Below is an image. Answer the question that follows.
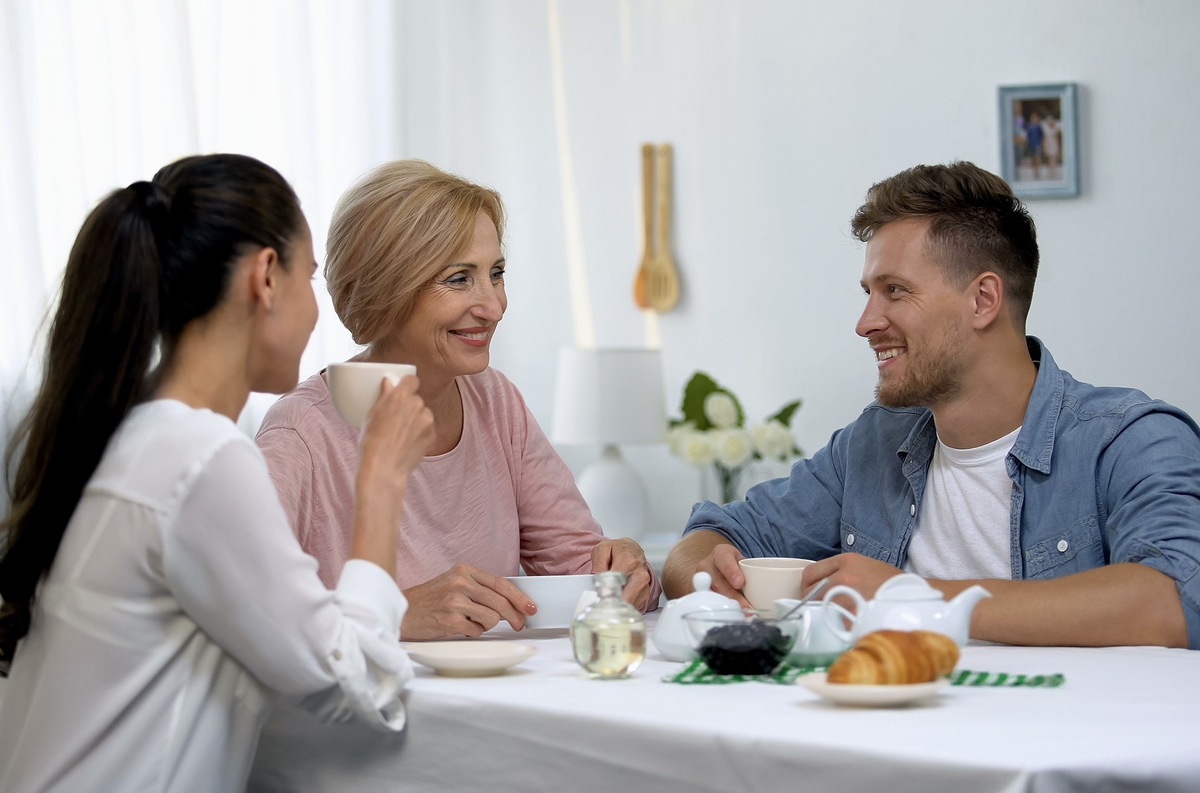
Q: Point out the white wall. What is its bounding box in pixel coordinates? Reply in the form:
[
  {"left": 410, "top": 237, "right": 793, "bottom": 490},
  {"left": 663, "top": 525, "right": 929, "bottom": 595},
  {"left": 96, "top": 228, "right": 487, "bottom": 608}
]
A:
[
  {"left": 5, "top": 1, "right": 1198, "bottom": 539},
  {"left": 390, "top": 0, "right": 1200, "bottom": 537}
]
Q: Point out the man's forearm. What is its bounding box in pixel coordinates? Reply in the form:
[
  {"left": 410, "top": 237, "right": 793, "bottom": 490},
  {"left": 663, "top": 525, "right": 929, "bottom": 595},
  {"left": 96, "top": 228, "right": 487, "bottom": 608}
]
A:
[
  {"left": 663, "top": 530, "right": 732, "bottom": 598},
  {"left": 932, "top": 563, "right": 1188, "bottom": 648}
]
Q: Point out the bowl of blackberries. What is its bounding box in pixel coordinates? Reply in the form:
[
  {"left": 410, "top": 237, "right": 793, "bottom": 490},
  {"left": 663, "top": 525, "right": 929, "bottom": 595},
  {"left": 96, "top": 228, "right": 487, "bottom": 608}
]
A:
[{"left": 682, "top": 609, "right": 801, "bottom": 675}]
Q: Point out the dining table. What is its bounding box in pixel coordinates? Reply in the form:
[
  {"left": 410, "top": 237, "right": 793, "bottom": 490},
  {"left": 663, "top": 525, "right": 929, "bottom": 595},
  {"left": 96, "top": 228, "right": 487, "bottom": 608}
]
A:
[{"left": 246, "top": 612, "right": 1200, "bottom": 793}]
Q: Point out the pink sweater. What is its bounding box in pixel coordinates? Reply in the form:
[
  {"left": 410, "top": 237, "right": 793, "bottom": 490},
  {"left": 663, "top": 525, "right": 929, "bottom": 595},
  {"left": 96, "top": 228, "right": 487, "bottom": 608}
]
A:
[{"left": 256, "top": 367, "right": 661, "bottom": 608}]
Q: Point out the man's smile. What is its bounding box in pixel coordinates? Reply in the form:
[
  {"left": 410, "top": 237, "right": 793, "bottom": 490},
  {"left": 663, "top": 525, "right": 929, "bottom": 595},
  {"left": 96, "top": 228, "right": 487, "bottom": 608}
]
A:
[{"left": 873, "top": 346, "right": 906, "bottom": 367}]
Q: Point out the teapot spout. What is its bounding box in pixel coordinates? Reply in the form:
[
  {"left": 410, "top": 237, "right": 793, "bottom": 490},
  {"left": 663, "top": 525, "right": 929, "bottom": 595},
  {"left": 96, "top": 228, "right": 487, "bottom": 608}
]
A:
[
  {"left": 951, "top": 585, "right": 992, "bottom": 610},
  {"left": 945, "top": 585, "right": 992, "bottom": 644}
]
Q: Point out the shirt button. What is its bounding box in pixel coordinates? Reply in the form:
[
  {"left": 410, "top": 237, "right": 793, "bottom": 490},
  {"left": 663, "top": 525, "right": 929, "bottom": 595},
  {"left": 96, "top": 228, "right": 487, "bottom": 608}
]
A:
[
  {"left": 910, "top": 504, "right": 916, "bottom": 516},
  {"left": 1057, "top": 539, "right": 1069, "bottom": 553},
  {"left": 846, "top": 533, "right": 856, "bottom": 547},
  {"left": 332, "top": 650, "right": 344, "bottom": 661}
]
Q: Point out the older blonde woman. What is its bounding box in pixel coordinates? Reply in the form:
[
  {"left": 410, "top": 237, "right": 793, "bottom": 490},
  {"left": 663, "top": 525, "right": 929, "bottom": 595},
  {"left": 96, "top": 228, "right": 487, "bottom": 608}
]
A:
[{"left": 257, "top": 160, "right": 660, "bottom": 640}]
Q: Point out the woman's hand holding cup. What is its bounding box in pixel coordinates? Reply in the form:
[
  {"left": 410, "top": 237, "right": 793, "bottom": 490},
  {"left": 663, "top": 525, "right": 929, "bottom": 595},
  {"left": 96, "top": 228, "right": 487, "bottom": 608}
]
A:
[
  {"left": 359, "top": 374, "right": 434, "bottom": 484},
  {"left": 349, "top": 373, "right": 434, "bottom": 575}
]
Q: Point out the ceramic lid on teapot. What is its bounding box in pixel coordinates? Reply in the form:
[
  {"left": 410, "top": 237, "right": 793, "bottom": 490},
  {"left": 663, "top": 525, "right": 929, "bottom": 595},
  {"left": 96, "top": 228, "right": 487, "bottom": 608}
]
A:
[
  {"left": 875, "top": 573, "right": 943, "bottom": 602},
  {"left": 674, "top": 572, "right": 742, "bottom": 611}
]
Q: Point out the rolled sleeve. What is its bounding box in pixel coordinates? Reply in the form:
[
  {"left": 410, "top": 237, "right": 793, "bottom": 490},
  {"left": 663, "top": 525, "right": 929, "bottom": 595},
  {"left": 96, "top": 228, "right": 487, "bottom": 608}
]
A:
[
  {"left": 308, "top": 561, "right": 413, "bottom": 731},
  {"left": 1100, "top": 408, "right": 1200, "bottom": 649},
  {"left": 1135, "top": 545, "right": 1200, "bottom": 649}
]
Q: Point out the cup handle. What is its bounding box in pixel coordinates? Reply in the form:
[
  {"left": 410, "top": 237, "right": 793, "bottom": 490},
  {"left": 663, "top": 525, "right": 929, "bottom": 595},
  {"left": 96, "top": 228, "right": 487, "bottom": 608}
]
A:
[{"left": 822, "top": 585, "right": 866, "bottom": 644}]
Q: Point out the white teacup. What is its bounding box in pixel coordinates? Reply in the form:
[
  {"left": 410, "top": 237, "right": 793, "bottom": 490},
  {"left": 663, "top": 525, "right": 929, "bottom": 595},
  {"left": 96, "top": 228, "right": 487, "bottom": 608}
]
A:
[
  {"left": 503, "top": 574, "right": 594, "bottom": 630},
  {"left": 774, "top": 597, "right": 853, "bottom": 667},
  {"left": 327, "top": 362, "right": 416, "bottom": 428},
  {"left": 738, "top": 557, "right": 814, "bottom": 612}
]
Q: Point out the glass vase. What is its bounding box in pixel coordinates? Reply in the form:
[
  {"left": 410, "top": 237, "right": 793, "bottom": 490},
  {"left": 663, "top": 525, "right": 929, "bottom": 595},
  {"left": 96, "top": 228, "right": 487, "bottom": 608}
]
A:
[{"left": 702, "top": 462, "right": 746, "bottom": 504}]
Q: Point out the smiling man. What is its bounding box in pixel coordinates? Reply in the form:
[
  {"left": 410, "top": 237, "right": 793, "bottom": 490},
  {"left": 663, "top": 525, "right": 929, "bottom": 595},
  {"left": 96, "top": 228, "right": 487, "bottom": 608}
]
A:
[{"left": 664, "top": 161, "right": 1200, "bottom": 649}]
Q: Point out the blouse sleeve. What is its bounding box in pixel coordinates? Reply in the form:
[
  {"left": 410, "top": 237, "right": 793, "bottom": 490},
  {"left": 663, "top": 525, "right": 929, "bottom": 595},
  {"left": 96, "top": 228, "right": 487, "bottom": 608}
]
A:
[
  {"left": 511, "top": 396, "right": 664, "bottom": 611},
  {"left": 162, "top": 437, "right": 412, "bottom": 731}
]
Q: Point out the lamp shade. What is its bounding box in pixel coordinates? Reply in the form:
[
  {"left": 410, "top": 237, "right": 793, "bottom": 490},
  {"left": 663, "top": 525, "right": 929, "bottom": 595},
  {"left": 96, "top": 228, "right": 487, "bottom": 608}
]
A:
[{"left": 552, "top": 348, "right": 667, "bottom": 445}]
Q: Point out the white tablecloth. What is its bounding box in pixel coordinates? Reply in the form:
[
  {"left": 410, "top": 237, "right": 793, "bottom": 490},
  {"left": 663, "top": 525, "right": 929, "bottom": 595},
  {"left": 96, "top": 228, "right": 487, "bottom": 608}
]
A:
[{"left": 248, "top": 615, "right": 1200, "bottom": 793}]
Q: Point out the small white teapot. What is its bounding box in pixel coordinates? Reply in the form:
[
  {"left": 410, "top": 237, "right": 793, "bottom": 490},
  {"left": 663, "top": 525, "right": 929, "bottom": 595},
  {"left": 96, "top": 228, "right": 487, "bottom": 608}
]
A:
[
  {"left": 822, "top": 573, "right": 990, "bottom": 647},
  {"left": 651, "top": 572, "right": 742, "bottom": 662}
]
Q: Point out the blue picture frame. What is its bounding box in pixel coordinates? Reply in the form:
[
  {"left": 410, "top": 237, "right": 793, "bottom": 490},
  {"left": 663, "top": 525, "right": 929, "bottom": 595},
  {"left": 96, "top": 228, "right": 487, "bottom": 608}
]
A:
[{"left": 999, "top": 83, "right": 1080, "bottom": 199}]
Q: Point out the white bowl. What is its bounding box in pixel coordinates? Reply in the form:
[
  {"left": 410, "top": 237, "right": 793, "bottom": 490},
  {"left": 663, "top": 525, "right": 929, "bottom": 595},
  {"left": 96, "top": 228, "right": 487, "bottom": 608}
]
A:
[{"left": 504, "top": 574, "right": 594, "bottom": 629}]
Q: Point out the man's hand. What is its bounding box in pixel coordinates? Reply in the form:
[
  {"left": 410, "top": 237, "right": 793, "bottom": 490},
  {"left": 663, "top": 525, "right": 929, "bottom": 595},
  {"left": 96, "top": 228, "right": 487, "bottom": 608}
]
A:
[
  {"left": 660, "top": 530, "right": 751, "bottom": 607},
  {"left": 697, "top": 544, "right": 751, "bottom": 607},
  {"left": 401, "top": 564, "right": 536, "bottom": 640},
  {"left": 801, "top": 553, "right": 902, "bottom": 602},
  {"left": 591, "top": 538, "right": 653, "bottom": 610},
  {"left": 663, "top": 530, "right": 751, "bottom": 606}
]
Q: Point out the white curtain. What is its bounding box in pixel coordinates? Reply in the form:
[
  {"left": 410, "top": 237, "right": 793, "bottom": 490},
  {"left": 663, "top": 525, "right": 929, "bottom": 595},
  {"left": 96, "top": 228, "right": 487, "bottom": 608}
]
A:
[{"left": 0, "top": 0, "right": 406, "bottom": 465}]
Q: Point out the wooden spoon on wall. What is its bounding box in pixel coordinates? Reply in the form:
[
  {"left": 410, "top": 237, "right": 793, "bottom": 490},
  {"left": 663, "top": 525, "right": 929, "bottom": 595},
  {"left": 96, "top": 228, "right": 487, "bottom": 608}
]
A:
[
  {"left": 646, "top": 142, "right": 680, "bottom": 312},
  {"left": 633, "top": 142, "right": 653, "bottom": 309}
]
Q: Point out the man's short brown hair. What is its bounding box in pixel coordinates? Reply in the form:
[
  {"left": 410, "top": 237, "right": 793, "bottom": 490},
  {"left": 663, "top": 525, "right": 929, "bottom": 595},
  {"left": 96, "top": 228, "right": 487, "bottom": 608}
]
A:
[{"left": 850, "top": 161, "right": 1039, "bottom": 323}]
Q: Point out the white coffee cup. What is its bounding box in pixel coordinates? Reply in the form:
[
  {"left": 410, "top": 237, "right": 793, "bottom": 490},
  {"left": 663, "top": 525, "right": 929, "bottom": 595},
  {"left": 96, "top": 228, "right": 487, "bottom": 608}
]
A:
[
  {"left": 327, "top": 362, "right": 417, "bottom": 428},
  {"left": 738, "top": 557, "right": 814, "bottom": 612}
]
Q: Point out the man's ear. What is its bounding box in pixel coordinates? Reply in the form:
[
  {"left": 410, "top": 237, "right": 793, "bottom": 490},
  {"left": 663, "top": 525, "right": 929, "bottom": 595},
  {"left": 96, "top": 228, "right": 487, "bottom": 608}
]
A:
[
  {"left": 971, "top": 271, "right": 1005, "bottom": 329},
  {"left": 247, "top": 247, "right": 281, "bottom": 312}
]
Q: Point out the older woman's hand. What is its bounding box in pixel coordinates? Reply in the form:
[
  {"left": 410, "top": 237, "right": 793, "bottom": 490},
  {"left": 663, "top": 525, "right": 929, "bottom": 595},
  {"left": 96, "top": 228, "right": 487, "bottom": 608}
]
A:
[
  {"left": 401, "top": 564, "right": 536, "bottom": 640},
  {"left": 590, "top": 538, "right": 653, "bottom": 611}
]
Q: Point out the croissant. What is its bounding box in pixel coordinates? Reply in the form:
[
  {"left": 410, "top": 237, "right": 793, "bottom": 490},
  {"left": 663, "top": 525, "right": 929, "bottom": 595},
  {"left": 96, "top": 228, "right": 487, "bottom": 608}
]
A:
[
  {"left": 913, "top": 630, "right": 960, "bottom": 678},
  {"left": 826, "top": 630, "right": 959, "bottom": 685}
]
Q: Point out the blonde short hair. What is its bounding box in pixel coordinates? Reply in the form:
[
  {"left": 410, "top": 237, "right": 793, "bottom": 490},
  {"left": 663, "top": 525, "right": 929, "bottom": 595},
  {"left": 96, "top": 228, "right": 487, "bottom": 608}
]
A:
[{"left": 325, "top": 160, "right": 506, "bottom": 346}]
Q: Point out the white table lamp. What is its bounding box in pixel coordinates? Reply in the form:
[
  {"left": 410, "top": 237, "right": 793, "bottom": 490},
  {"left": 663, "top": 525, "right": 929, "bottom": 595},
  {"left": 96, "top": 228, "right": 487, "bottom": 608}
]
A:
[{"left": 552, "top": 348, "right": 666, "bottom": 541}]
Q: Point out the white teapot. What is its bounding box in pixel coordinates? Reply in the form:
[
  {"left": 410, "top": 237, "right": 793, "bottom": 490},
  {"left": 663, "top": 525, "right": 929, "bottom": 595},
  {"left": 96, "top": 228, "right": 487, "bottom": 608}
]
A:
[
  {"left": 651, "top": 572, "right": 742, "bottom": 662},
  {"left": 822, "top": 573, "right": 990, "bottom": 647}
]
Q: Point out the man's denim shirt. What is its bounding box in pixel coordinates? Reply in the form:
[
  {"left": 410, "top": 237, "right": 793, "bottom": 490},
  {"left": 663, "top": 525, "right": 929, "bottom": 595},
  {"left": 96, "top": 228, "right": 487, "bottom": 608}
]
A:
[{"left": 686, "top": 338, "right": 1200, "bottom": 649}]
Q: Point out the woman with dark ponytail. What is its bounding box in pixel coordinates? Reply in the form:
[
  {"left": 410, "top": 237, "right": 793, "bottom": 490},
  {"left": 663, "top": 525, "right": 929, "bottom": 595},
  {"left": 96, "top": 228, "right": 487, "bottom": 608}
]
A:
[{"left": 0, "top": 154, "right": 434, "bottom": 793}]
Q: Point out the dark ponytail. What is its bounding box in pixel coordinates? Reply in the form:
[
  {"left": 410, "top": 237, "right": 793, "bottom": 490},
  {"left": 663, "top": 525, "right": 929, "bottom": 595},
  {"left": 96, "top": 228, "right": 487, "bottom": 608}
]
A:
[{"left": 1, "top": 154, "right": 302, "bottom": 671}]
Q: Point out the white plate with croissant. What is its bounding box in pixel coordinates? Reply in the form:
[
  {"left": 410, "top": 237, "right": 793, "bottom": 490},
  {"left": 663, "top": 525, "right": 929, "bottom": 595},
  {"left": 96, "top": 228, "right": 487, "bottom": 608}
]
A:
[
  {"left": 799, "top": 672, "right": 948, "bottom": 707},
  {"left": 798, "top": 629, "right": 957, "bottom": 706}
]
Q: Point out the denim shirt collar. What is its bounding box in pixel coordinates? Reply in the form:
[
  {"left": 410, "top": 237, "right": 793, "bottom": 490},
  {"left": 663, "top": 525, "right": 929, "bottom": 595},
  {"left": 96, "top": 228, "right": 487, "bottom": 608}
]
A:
[
  {"left": 1009, "top": 336, "right": 1063, "bottom": 474},
  {"left": 896, "top": 411, "right": 935, "bottom": 477},
  {"left": 895, "top": 336, "right": 1062, "bottom": 476}
]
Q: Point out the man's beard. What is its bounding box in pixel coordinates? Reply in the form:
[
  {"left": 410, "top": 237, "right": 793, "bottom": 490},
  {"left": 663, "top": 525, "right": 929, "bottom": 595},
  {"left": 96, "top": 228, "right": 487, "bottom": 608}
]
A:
[{"left": 874, "top": 330, "right": 965, "bottom": 408}]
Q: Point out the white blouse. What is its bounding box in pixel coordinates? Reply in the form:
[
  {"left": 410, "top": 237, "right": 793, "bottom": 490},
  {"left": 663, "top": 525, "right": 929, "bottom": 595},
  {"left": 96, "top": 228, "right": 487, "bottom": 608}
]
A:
[{"left": 0, "top": 400, "right": 413, "bottom": 793}]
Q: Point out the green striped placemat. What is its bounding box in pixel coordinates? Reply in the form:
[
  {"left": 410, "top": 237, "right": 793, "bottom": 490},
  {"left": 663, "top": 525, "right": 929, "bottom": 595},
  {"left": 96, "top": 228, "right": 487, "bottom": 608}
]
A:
[
  {"left": 662, "top": 659, "right": 826, "bottom": 685},
  {"left": 664, "top": 663, "right": 1065, "bottom": 688},
  {"left": 950, "top": 670, "right": 1066, "bottom": 688}
]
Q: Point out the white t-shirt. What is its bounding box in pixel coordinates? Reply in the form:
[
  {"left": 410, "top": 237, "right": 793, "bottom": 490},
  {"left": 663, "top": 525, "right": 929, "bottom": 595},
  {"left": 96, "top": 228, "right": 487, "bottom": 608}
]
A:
[
  {"left": 0, "top": 400, "right": 413, "bottom": 793},
  {"left": 903, "top": 426, "right": 1021, "bottom": 581}
]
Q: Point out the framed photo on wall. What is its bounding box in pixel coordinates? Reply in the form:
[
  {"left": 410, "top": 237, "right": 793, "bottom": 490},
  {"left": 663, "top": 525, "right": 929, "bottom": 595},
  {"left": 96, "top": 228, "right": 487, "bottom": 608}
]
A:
[{"left": 999, "top": 83, "right": 1079, "bottom": 198}]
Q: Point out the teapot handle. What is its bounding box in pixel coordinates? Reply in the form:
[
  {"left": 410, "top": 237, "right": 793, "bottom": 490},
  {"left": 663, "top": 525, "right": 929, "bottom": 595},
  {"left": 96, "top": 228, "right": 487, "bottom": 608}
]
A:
[{"left": 822, "top": 585, "right": 866, "bottom": 644}]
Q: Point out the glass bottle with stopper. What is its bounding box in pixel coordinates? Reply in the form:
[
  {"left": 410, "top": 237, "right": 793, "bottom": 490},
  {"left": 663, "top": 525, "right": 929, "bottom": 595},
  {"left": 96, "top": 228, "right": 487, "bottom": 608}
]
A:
[{"left": 571, "top": 571, "right": 645, "bottom": 679}]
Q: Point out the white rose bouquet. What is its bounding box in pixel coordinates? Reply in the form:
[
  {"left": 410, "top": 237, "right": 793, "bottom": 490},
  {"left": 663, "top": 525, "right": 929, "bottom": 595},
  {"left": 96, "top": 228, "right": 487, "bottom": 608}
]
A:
[{"left": 667, "top": 372, "right": 803, "bottom": 504}]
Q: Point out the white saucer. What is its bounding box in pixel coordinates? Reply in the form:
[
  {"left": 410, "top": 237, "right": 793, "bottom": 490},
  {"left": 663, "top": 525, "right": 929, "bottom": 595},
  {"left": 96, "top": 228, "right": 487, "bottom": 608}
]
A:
[
  {"left": 404, "top": 641, "right": 538, "bottom": 677},
  {"left": 799, "top": 672, "right": 948, "bottom": 707}
]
